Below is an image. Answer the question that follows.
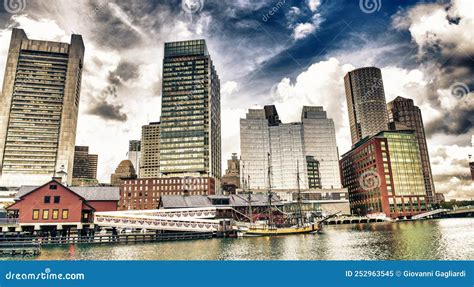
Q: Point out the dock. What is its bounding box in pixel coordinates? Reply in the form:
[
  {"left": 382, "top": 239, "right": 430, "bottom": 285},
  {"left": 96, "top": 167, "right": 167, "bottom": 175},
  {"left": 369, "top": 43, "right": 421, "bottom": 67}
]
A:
[
  {"left": 0, "top": 231, "right": 213, "bottom": 246},
  {"left": 0, "top": 242, "right": 41, "bottom": 257}
]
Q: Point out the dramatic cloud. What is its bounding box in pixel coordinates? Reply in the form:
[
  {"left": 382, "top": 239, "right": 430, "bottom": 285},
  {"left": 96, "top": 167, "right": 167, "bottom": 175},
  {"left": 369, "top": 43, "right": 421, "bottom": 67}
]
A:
[{"left": 0, "top": 0, "right": 471, "bottom": 200}]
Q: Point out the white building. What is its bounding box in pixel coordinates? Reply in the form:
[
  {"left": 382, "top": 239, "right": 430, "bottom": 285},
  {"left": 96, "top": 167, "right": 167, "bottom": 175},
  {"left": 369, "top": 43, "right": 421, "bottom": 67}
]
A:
[{"left": 240, "top": 105, "right": 342, "bottom": 190}]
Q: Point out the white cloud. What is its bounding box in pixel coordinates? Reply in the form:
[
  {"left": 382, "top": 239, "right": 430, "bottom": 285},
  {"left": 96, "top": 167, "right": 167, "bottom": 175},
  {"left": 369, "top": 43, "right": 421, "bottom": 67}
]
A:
[
  {"left": 392, "top": 0, "right": 474, "bottom": 57},
  {"left": 292, "top": 22, "right": 317, "bottom": 40},
  {"left": 270, "top": 57, "right": 354, "bottom": 154},
  {"left": 306, "top": 0, "right": 321, "bottom": 12}
]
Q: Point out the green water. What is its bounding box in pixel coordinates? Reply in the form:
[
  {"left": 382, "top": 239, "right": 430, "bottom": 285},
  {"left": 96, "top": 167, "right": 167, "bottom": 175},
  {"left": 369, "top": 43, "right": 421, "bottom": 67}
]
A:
[{"left": 5, "top": 218, "right": 474, "bottom": 260}]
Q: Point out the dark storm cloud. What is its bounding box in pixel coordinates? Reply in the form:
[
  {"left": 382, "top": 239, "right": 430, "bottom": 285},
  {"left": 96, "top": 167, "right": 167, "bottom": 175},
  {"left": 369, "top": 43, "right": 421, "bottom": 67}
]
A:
[
  {"left": 88, "top": 100, "right": 128, "bottom": 122},
  {"left": 87, "top": 86, "right": 128, "bottom": 122},
  {"left": 108, "top": 61, "right": 140, "bottom": 86}
]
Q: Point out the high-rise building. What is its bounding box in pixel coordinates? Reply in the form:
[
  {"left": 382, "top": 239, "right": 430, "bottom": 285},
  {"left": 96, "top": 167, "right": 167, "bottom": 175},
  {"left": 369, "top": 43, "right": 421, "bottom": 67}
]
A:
[
  {"left": 301, "top": 106, "right": 341, "bottom": 189},
  {"left": 340, "top": 130, "right": 427, "bottom": 218},
  {"left": 72, "top": 146, "right": 98, "bottom": 180},
  {"left": 0, "top": 28, "right": 84, "bottom": 187},
  {"left": 344, "top": 67, "right": 389, "bottom": 145},
  {"left": 387, "top": 96, "right": 436, "bottom": 203},
  {"left": 110, "top": 160, "right": 137, "bottom": 187},
  {"left": 140, "top": 123, "right": 160, "bottom": 178},
  {"left": 159, "top": 40, "right": 221, "bottom": 187},
  {"left": 240, "top": 105, "right": 342, "bottom": 191},
  {"left": 127, "top": 140, "right": 141, "bottom": 176}
]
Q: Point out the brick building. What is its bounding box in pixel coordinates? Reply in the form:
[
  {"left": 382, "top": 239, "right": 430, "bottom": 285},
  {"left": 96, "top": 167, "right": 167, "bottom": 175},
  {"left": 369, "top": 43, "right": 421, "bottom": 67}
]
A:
[
  {"left": 119, "top": 177, "right": 215, "bottom": 210},
  {"left": 340, "top": 130, "right": 427, "bottom": 219},
  {"left": 6, "top": 179, "right": 119, "bottom": 234}
]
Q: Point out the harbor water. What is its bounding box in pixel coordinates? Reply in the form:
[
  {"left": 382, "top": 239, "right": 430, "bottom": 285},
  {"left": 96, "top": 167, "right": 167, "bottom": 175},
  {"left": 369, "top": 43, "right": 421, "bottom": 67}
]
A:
[{"left": 4, "top": 218, "right": 473, "bottom": 260}]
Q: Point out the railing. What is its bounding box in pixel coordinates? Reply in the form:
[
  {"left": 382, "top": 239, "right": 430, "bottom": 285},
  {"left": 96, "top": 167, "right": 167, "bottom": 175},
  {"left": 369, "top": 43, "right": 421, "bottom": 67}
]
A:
[
  {"left": 0, "top": 218, "right": 19, "bottom": 225},
  {"left": 0, "top": 232, "right": 213, "bottom": 246}
]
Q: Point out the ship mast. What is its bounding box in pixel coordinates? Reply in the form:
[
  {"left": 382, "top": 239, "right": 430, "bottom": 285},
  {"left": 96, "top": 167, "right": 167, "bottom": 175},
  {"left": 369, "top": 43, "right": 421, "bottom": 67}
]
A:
[
  {"left": 296, "top": 161, "right": 304, "bottom": 227},
  {"left": 267, "top": 153, "right": 273, "bottom": 228},
  {"left": 247, "top": 175, "right": 252, "bottom": 223}
]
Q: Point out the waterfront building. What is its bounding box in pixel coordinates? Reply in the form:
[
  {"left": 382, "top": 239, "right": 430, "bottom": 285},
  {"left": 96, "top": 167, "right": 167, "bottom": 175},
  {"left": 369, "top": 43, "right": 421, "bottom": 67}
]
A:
[
  {"left": 119, "top": 177, "right": 215, "bottom": 210},
  {"left": 221, "top": 153, "right": 240, "bottom": 194},
  {"left": 127, "top": 140, "right": 141, "bottom": 177},
  {"left": 110, "top": 160, "right": 137, "bottom": 187},
  {"left": 159, "top": 193, "right": 282, "bottom": 218},
  {"left": 340, "top": 130, "right": 427, "bottom": 218},
  {"left": 72, "top": 146, "right": 98, "bottom": 187},
  {"left": 0, "top": 28, "right": 85, "bottom": 187},
  {"left": 159, "top": 40, "right": 221, "bottom": 189},
  {"left": 344, "top": 67, "right": 389, "bottom": 145},
  {"left": 140, "top": 123, "right": 160, "bottom": 178},
  {"left": 387, "top": 96, "right": 436, "bottom": 203},
  {"left": 6, "top": 179, "right": 118, "bottom": 234},
  {"left": 240, "top": 105, "right": 342, "bottom": 191}
]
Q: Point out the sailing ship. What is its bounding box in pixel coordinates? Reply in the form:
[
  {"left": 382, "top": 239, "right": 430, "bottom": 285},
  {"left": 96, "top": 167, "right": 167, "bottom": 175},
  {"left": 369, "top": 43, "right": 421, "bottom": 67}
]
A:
[{"left": 239, "top": 153, "right": 322, "bottom": 237}]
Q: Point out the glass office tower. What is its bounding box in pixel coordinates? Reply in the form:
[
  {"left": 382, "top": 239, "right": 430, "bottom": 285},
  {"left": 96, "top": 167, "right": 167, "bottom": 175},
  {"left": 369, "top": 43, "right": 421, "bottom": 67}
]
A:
[{"left": 160, "top": 40, "right": 221, "bottom": 184}]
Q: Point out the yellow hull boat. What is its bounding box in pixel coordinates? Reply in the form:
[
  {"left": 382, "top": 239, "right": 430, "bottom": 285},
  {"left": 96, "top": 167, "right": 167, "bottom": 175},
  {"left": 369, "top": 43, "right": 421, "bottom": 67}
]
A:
[{"left": 243, "top": 223, "right": 320, "bottom": 236}]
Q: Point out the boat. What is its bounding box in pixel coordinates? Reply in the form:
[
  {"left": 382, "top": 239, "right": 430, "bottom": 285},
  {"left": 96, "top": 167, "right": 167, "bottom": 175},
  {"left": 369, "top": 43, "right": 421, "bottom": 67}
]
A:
[{"left": 239, "top": 153, "right": 323, "bottom": 237}]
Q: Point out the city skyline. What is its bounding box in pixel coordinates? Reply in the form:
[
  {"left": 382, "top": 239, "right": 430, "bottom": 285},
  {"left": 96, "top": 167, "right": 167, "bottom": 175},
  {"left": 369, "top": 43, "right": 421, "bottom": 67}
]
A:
[{"left": 0, "top": 0, "right": 472, "bottom": 199}]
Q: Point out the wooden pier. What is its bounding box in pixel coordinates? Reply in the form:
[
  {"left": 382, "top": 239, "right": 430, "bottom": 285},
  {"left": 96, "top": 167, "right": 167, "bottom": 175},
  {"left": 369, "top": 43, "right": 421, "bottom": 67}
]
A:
[{"left": 0, "top": 232, "right": 214, "bottom": 247}]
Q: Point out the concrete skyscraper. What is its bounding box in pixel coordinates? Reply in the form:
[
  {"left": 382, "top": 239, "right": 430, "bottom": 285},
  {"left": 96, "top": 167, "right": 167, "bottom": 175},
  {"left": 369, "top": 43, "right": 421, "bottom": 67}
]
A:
[
  {"left": 240, "top": 105, "right": 342, "bottom": 191},
  {"left": 140, "top": 122, "right": 160, "bottom": 178},
  {"left": 159, "top": 40, "right": 221, "bottom": 186},
  {"left": 0, "top": 28, "right": 84, "bottom": 187},
  {"left": 344, "top": 67, "right": 389, "bottom": 145},
  {"left": 387, "top": 96, "right": 436, "bottom": 203}
]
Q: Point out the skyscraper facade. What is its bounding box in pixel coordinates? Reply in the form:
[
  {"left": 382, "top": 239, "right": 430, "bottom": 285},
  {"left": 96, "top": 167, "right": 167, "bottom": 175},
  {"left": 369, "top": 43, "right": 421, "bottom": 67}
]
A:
[
  {"left": 301, "top": 106, "right": 341, "bottom": 189},
  {"left": 159, "top": 40, "right": 221, "bottom": 186},
  {"left": 140, "top": 122, "right": 160, "bottom": 178},
  {"left": 240, "top": 109, "right": 270, "bottom": 190},
  {"left": 240, "top": 105, "right": 341, "bottom": 191},
  {"left": 72, "top": 146, "right": 98, "bottom": 180},
  {"left": 387, "top": 96, "right": 436, "bottom": 203},
  {"left": 344, "top": 67, "right": 389, "bottom": 145},
  {"left": 127, "top": 140, "right": 141, "bottom": 176},
  {"left": 0, "top": 28, "right": 84, "bottom": 187}
]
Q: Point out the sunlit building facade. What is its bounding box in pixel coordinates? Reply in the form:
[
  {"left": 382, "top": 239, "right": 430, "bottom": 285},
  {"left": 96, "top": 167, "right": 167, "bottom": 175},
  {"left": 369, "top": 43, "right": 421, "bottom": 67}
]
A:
[
  {"left": 340, "top": 130, "right": 427, "bottom": 218},
  {"left": 387, "top": 96, "right": 436, "bottom": 203},
  {"left": 240, "top": 105, "right": 341, "bottom": 191},
  {"left": 0, "top": 28, "right": 84, "bottom": 187},
  {"left": 160, "top": 40, "right": 221, "bottom": 188}
]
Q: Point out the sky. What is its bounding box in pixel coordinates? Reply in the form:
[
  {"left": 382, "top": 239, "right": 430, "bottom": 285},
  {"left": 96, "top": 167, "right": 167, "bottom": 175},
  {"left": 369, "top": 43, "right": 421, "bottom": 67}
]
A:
[{"left": 0, "top": 0, "right": 472, "bottom": 199}]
